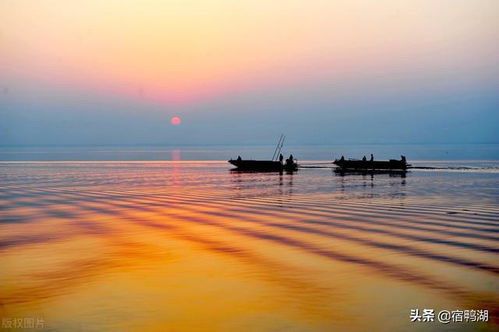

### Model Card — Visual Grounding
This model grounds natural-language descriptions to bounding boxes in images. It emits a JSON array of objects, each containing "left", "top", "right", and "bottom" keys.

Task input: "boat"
[
  {"left": 334, "top": 155, "right": 409, "bottom": 170},
  {"left": 333, "top": 168, "right": 407, "bottom": 177},
  {"left": 228, "top": 159, "right": 297, "bottom": 171},
  {"left": 228, "top": 135, "right": 298, "bottom": 172}
]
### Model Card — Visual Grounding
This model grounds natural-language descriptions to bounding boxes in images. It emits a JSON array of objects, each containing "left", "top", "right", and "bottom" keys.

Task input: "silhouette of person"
[
  {"left": 362, "top": 155, "right": 367, "bottom": 161},
  {"left": 279, "top": 154, "right": 284, "bottom": 163},
  {"left": 340, "top": 155, "right": 345, "bottom": 162},
  {"left": 370, "top": 154, "right": 374, "bottom": 162},
  {"left": 237, "top": 155, "right": 242, "bottom": 161},
  {"left": 401, "top": 155, "right": 406, "bottom": 163},
  {"left": 289, "top": 154, "right": 294, "bottom": 162}
]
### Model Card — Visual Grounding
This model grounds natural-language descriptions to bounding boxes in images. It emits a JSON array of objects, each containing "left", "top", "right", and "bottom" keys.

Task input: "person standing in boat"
[
  {"left": 279, "top": 154, "right": 284, "bottom": 163},
  {"left": 362, "top": 156, "right": 367, "bottom": 161},
  {"left": 370, "top": 154, "right": 374, "bottom": 162}
]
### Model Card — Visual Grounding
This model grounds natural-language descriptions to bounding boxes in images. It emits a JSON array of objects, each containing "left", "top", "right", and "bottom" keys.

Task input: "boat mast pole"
[
  {"left": 272, "top": 134, "right": 284, "bottom": 161},
  {"left": 276, "top": 135, "right": 285, "bottom": 160}
]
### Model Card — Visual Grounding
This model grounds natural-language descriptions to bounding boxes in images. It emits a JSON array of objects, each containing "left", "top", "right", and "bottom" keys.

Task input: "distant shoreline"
[{"left": 1, "top": 144, "right": 498, "bottom": 162}]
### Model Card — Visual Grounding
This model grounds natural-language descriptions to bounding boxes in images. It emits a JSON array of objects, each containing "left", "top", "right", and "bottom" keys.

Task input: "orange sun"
[{"left": 170, "top": 116, "right": 182, "bottom": 126}]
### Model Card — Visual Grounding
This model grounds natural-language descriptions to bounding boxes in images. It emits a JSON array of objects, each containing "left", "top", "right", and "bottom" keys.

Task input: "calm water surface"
[{"left": 0, "top": 161, "right": 498, "bottom": 331}]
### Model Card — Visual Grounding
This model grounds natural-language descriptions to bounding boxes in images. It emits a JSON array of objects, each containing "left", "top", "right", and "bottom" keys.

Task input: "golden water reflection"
[{"left": 0, "top": 162, "right": 498, "bottom": 331}]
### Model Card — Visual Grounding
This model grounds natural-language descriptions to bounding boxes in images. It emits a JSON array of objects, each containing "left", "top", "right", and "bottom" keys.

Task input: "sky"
[{"left": 0, "top": 0, "right": 498, "bottom": 146}]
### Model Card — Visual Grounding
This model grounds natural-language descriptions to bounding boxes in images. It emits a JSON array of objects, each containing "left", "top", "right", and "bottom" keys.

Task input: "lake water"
[{"left": 0, "top": 154, "right": 498, "bottom": 330}]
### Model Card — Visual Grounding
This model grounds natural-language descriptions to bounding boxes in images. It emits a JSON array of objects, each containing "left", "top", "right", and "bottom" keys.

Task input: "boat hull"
[
  {"left": 334, "top": 168, "right": 407, "bottom": 177},
  {"left": 228, "top": 159, "right": 297, "bottom": 172},
  {"left": 334, "top": 159, "right": 408, "bottom": 170}
]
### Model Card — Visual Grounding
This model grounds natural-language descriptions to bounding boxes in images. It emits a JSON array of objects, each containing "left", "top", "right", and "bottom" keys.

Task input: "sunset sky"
[{"left": 1, "top": 0, "right": 498, "bottom": 145}]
